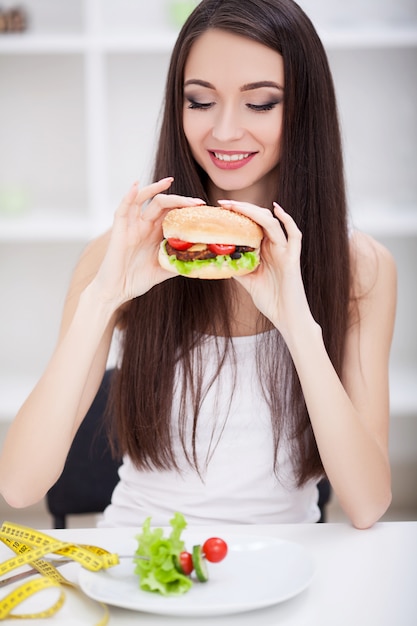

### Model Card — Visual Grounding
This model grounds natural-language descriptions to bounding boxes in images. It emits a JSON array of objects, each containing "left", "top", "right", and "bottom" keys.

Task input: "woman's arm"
[
  {"left": 285, "top": 232, "right": 396, "bottom": 528},
  {"left": 0, "top": 179, "right": 204, "bottom": 507},
  {"left": 220, "top": 200, "right": 396, "bottom": 529}
]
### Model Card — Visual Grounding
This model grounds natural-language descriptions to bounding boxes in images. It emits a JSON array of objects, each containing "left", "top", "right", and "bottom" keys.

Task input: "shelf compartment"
[
  {"left": 6, "top": 0, "right": 84, "bottom": 36},
  {"left": 329, "top": 48, "right": 417, "bottom": 216},
  {"left": 0, "top": 241, "right": 87, "bottom": 404},
  {"left": 0, "top": 34, "right": 88, "bottom": 54},
  {"left": 105, "top": 53, "right": 171, "bottom": 210},
  {"left": 318, "top": 24, "right": 417, "bottom": 48},
  {"left": 0, "top": 54, "right": 88, "bottom": 222},
  {"left": 1, "top": 203, "right": 415, "bottom": 242},
  {"left": 0, "top": 211, "right": 92, "bottom": 241}
]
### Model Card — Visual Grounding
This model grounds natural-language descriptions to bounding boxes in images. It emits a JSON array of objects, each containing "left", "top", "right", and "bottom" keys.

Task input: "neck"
[
  {"left": 208, "top": 168, "right": 279, "bottom": 209},
  {"left": 226, "top": 282, "right": 273, "bottom": 337}
]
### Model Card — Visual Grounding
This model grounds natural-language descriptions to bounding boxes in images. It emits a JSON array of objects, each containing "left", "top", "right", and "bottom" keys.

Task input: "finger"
[
  {"left": 141, "top": 194, "right": 206, "bottom": 222},
  {"left": 115, "top": 177, "right": 176, "bottom": 226},
  {"left": 134, "top": 177, "right": 174, "bottom": 207},
  {"left": 273, "top": 203, "right": 302, "bottom": 249},
  {"left": 218, "top": 199, "right": 286, "bottom": 245},
  {"left": 115, "top": 181, "right": 139, "bottom": 219}
]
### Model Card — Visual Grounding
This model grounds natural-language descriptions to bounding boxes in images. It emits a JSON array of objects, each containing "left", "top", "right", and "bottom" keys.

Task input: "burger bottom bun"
[{"left": 158, "top": 242, "right": 260, "bottom": 280}]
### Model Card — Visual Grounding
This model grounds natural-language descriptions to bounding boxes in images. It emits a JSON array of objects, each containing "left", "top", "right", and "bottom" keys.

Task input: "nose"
[{"left": 211, "top": 104, "right": 244, "bottom": 142}]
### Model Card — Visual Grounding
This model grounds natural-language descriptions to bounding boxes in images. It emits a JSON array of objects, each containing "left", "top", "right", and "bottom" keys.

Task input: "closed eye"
[
  {"left": 185, "top": 97, "right": 214, "bottom": 110},
  {"left": 247, "top": 101, "right": 281, "bottom": 112}
]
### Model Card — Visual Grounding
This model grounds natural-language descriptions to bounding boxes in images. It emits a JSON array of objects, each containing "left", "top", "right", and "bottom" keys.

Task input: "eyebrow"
[
  {"left": 241, "top": 80, "right": 284, "bottom": 92},
  {"left": 183, "top": 79, "right": 284, "bottom": 92}
]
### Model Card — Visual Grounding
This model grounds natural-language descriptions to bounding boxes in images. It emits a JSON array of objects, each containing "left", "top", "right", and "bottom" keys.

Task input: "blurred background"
[{"left": 0, "top": 0, "right": 416, "bottom": 527}]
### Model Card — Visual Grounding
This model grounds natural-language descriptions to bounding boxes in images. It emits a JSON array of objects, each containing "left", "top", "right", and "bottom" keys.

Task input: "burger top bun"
[{"left": 162, "top": 205, "right": 263, "bottom": 249}]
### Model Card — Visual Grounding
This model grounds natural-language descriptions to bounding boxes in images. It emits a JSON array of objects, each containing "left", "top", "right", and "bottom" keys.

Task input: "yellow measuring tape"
[{"left": 0, "top": 521, "right": 120, "bottom": 623}]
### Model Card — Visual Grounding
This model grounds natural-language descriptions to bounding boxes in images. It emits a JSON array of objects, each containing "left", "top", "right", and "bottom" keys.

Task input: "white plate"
[{"left": 78, "top": 534, "right": 314, "bottom": 617}]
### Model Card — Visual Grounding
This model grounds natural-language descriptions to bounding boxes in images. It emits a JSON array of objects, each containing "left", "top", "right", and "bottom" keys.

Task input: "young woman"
[{"left": 0, "top": 0, "right": 396, "bottom": 529}]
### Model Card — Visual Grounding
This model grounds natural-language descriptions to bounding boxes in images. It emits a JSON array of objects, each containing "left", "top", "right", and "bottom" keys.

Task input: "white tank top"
[{"left": 99, "top": 333, "right": 320, "bottom": 527}]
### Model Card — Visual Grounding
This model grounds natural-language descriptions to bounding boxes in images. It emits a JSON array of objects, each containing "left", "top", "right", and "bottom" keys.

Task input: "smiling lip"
[{"left": 209, "top": 150, "right": 256, "bottom": 170}]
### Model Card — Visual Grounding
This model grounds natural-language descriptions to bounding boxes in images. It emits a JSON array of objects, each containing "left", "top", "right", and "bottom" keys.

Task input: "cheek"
[
  {"left": 271, "top": 129, "right": 282, "bottom": 159},
  {"left": 263, "top": 115, "right": 283, "bottom": 157},
  {"left": 182, "top": 110, "right": 192, "bottom": 145},
  {"left": 183, "top": 112, "right": 207, "bottom": 147}
]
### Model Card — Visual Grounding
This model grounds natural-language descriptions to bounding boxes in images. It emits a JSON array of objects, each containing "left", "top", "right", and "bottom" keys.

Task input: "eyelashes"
[
  {"left": 186, "top": 98, "right": 213, "bottom": 110},
  {"left": 247, "top": 101, "right": 281, "bottom": 112},
  {"left": 185, "top": 97, "right": 282, "bottom": 112}
]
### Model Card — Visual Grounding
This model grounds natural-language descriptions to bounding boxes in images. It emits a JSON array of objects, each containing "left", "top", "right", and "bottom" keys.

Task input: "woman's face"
[{"left": 183, "top": 28, "right": 284, "bottom": 205}]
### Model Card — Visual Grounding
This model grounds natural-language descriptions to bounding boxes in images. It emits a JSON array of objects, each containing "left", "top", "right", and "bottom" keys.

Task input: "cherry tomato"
[
  {"left": 178, "top": 551, "right": 194, "bottom": 575},
  {"left": 207, "top": 243, "right": 236, "bottom": 255},
  {"left": 167, "top": 238, "right": 194, "bottom": 251},
  {"left": 202, "top": 537, "right": 228, "bottom": 563}
]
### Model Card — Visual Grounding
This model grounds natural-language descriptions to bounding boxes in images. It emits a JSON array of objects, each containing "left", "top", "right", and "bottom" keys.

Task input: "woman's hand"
[
  {"left": 218, "top": 199, "right": 315, "bottom": 336},
  {"left": 92, "top": 178, "right": 204, "bottom": 309}
]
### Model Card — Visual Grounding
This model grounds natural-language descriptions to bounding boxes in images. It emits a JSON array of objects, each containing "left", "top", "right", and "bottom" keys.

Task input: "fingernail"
[
  {"left": 183, "top": 197, "right": 205, "bottom": 204},
  {"left": 128, "top": 181, "right": 139, "bottom": 197},
  {"left": 273, "top": 202, "right": 284, "bottom": 212}
]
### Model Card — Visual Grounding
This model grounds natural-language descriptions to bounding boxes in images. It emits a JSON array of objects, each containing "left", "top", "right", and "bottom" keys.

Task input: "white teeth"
[{"left": 213, "top": 152, "right": 250, "bottom": 162}]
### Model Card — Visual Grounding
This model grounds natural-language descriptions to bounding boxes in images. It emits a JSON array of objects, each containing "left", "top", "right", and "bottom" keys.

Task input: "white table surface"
[{"left": 1, "top": 521, "right": 416, "bottom": 625}]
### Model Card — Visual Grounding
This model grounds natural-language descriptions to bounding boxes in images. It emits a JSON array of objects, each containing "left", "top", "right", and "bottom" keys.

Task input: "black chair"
[
  {"left": 46, "top": 369, "right": 121, "bottom": 528},
  {"left": 317, "top": 477, "right": 332, "bottom": 523}
]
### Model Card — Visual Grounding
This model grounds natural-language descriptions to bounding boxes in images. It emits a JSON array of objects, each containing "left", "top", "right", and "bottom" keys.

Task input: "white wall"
[{"left": 1, "top": 0, "right": 416, "bottom": 520}]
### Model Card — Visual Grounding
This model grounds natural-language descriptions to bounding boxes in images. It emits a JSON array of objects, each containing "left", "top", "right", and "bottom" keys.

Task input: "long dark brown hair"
[{"left": 111, "top": 0, "right": 350, "bottom": 486}]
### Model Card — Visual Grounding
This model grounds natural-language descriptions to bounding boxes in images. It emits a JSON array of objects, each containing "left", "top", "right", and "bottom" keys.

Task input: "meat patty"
[
  {"left": 165, "top": 242, "right": 217, "bottom": 261},
  {"left": 165, "top": 242, "right": 255, "bottom": 262}
]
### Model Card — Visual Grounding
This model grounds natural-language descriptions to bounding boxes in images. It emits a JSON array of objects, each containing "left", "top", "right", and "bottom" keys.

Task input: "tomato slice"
[
  {"left": 167, "top": 237, "right": 194, "bottom": 251},
  {"left": 202, "top": 537, "right": 228, "bottom": 563},
  {"left": 178, "top": 551, "right": 194, "bottom": 575},
  {"left": 207, "top": 243, "right": 236, "bottom": 255}
]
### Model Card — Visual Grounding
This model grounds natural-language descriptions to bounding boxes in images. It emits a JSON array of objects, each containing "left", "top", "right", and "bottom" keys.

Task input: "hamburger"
[{"left": 158, "top": 205, "right": 263, "bottom": 279}]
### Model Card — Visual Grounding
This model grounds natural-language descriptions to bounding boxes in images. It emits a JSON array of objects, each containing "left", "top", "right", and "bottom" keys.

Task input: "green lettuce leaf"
[
  {"left": 134, "top": 512, "right": 193, "bottom": 596},
  {"left": 162, "top": 240, "right": 260, "bottom": 276}
]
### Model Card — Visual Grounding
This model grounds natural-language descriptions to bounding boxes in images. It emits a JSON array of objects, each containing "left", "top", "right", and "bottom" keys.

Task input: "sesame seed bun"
[
  {"left": 162, "top": 205, "right": 263, "bottom": 249},
  {"left": 159, "top": 205, "right": 263, "bottom": 280}
]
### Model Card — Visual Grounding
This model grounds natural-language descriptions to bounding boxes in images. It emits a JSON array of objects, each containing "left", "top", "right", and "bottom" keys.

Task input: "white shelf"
[
  {"left": 0, "top": 34, "right": 87, "bottom": 54},
  {"left": 1, "top": 204, "right": 416, "bottom": 242},
  {"left": 99, "top": 32, "right": 178, "bottom": 53},
  {"left": 101, "top": 25, "right": 417, "bottom": 52},
  {"left": 1, "top": 24, "right": 416, "bottom": 55},
  {"left": 0, "top": 212, "right": 93, "bottom": 241},
  {"left": 0, "top": 32, "right": 177, "bottom": 54},
  {"left": 317, "top": 24, "right": 417, "bottom": 48}
]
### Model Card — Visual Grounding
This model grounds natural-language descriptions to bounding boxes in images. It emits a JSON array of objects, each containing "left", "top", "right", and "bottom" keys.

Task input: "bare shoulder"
[
  {"left": 349, "top": 229, "right": 397, "bottom": 301},
  {"left": 68, "top": 230, "right": 111, "bottom": 295},
  {"left": 58, "top": 230, "right": 112, "bottom": 336}
]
